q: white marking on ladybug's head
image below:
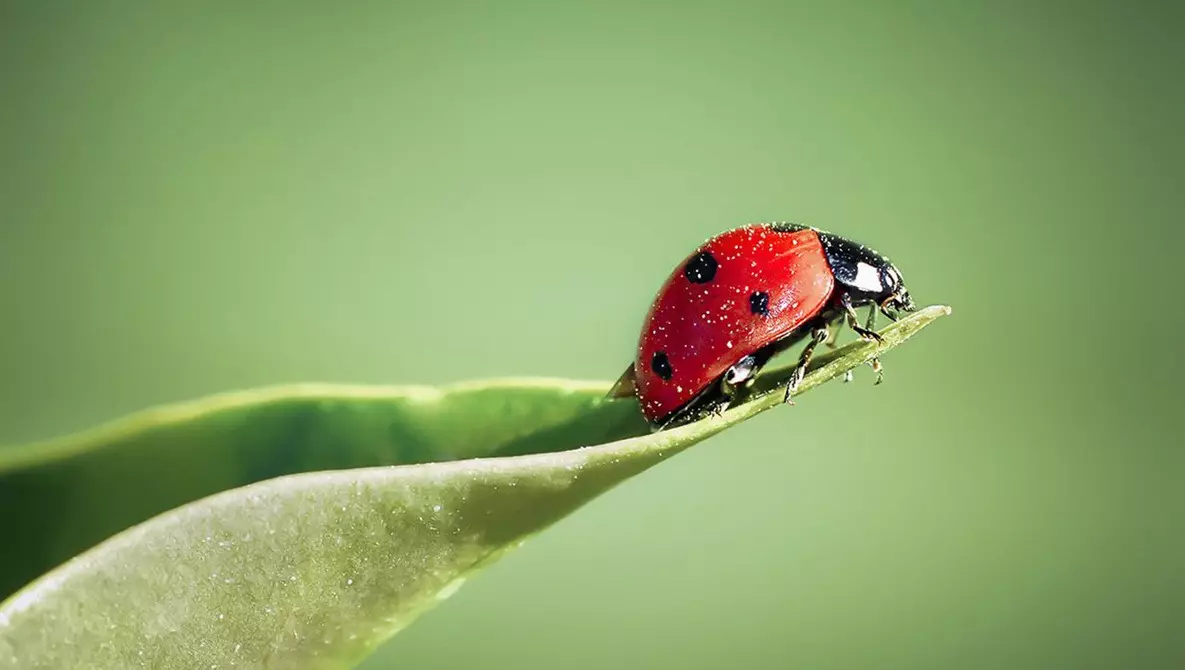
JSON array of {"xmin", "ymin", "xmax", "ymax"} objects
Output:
[{"xmin": 853, "ymin": 262, "xmax": 884, "ymax": 293}]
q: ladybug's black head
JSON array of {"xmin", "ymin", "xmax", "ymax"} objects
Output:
[
  {"xmin": 877, "ymin": 261, "xmax": 915, "ymax": 319},
  {"xmin": 816, "ymin": 231, "xmax": 916, "ymax": 321}
]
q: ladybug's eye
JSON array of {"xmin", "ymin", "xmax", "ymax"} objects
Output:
[
  {"xmin": 880, "ymin": 265, "xmax": 903, "ymax": 294},
  {"xmin": 894, "ymin": 288, "xmax": 916, "ymax": 312}
]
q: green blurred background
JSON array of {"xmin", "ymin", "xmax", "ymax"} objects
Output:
[{"xmin": 2, "ymin": 1, "xmax": 1182, "ymax": 668}]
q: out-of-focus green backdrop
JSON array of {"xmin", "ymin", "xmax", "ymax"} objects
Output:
[{"xmin": 2, "ymin": 2, "xmax": 1182, "ymax": 668}]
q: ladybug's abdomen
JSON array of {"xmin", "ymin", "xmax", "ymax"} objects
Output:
[{"xmin": 634, "ymin": 225, "xmax": 835, "ymax": 424}]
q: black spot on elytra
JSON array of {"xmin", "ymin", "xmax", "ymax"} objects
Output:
[
  {"xmin": 651, "ymin": 351, "xmax": 673, "ymax": 381},
  {"xmin": 749, "ymin": 291, "xmax": 770, "ymax": 316},
  {"xmin": 684, "ymin": 251, "xmax": 718, "ymax": 284}
]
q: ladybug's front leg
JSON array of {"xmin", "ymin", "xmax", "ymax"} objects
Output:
[
  {"xmin": 840, "ymin": 293, "xmax": 886, "ymax": 386},
  {"xmin": 783, "ymin": 323, "xmax": 830, "ymax": 405},
  {"xmin": 840, "ymin": 293, "xmax": 883, "ymax": 343}
]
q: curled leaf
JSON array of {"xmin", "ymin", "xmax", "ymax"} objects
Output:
[{"xmin": 0, "ymin": 306, "xmax": 950, "ymax": 669}]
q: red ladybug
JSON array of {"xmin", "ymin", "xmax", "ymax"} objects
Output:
[{"xmin": 608, "ymin": 222, "xmax": 916, "ymax": 429}]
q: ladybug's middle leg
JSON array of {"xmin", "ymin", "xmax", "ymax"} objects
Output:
[
  {"xmin": 783, "ymin": 323, "xmax": 830, "ymax": 405},
  {"xmin": 840, "ymin": 293, "xmax": 883, "ymax": 343},
  {"xmin": 840, "ymin": 293, "xmax": 887, "ymax": 386},
  {"xmin": 825, "ymin": 319, "xmax": 843, "ymax": 349}
]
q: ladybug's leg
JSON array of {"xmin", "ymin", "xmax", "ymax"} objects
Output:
[
  {"xmin": 825, "ymin": 319, "xmax": 843, "ymax": 349},
  {"xmin": 869, "ymin": 357, "xmax": 885, "ymax": 386},
  {"xmin": 838, "ymin": 293, "xmax": 887, "ymax": 385},
  {"xmin": 865, "ymin": 305, "xmax": 884, "ymax": 385},
  {"xmin": 783, "ymin": 323, "xmax": 830, "ymax": 405},
  {"xmin": 840, "ymin": 293, "xmax": 883, "ymax": 343},
  {"xmin": 878, "ymin": 298, "xmax": 901, "ymax": 323}
]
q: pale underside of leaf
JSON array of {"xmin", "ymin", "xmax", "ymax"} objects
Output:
[{"xmin": 0, "ymin": 305, "xmax": 950, "ymax": 670}]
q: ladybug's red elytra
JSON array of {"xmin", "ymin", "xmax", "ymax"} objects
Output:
[{"xmin": 608, "ymin": 222, "xmax": 916, "ymax": 430}]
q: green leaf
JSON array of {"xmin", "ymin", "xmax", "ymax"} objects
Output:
[
  {"xmin": 0, "ymin": 378, "xmax": 649, "ymax": 602},
  {"xmin": 0, "ymin": 306, "xmax": 950, "ymax": 670}
]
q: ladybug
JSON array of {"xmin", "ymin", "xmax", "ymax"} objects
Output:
[{"xmin": 608, "ymin": 222, "xmax": 916, "ymax": 430}]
